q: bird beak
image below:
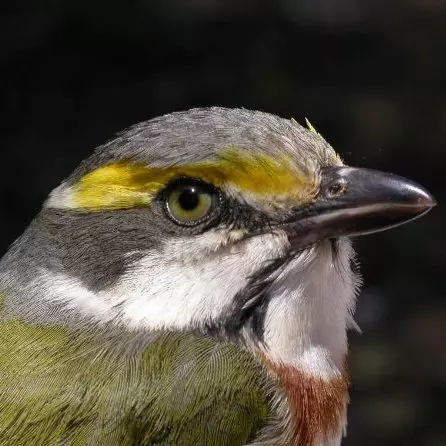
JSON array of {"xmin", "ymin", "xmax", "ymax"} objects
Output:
[{"xmin": 288, "ymin": 166, "xmax": 436, "ymax": 246}]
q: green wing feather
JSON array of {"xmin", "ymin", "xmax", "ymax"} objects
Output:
[{"xmin": 0, "ymin": 313, "xmax": 274, "ymax": 445}]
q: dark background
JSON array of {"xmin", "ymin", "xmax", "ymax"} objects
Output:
[{"xmin": 2, "ymin": 1, "xmax": 445, "ymax": 445}]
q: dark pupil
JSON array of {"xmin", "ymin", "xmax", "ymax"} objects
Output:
[{"xmin": 178, "ymin": 186, "xmax": 200, "ymax": 210}]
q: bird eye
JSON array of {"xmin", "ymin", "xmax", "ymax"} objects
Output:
[{"xmin": 165, "ymin": 179, "xmax": 219, "ymax": 226}]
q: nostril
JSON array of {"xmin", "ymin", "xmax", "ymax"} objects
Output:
[{"xmin": 328, "ymin": 180, "xmax": 348, "ymax": 197}]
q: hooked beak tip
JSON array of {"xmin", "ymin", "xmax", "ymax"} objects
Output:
[
  {"xmin": 390, "ymin": 178, "xmax": 436, "ymax": 218},
  {"xmin": 411, "ymin": 186, "xmax": 436, "ymax": 211}
]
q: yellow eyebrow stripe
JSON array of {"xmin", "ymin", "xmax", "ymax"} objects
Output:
[{"xmin": 72, "ymin": 149, "xmax": 317, "ymax": 211}]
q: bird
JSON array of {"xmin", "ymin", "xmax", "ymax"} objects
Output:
[{"xmin": 0, "ymin": 107, "xmax": 435, "ymax": 446}]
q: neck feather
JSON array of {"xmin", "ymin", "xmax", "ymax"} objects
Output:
[
  {"xmin": 261, "ymin": 240, "xmax": 358, "ymax": 377},
  {"xmin": 256, "ymin": 240, "xmax": 357, "ymax": 445},
  {"xmin": 263, "ymin": 356, "xmax": 349, "ymax": 446}
]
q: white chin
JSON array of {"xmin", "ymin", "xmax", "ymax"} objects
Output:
[{"xmin": 261, "ymin": 238, "xmax": 358, "ymax": 378}]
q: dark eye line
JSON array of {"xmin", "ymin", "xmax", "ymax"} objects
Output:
[
  {"xmin": 219, "ymin": 197, "xmax": 272, "ymax": 233},
  {"xmin": 160, "ymin": 176, "xmax": 275, "ymax": 234}
]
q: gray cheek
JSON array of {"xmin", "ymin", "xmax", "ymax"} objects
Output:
[
  {"xmin": 35, "ymin": 203, "xmax": 235, "ymax": 293},
  {"xmin": 35, "ymin": 208, "xmax": 166, "ymax": 292}
]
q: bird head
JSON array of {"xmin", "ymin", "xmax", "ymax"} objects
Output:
[{"xmin": 1, "ymin": 107, "xmax": 435, "ymax": 379}]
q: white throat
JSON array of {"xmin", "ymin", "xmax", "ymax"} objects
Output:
[{"xmin": 262, "ymin": 239, "xmax": 359, "ymax": 379}]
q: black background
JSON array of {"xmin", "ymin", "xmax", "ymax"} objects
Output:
[{"xmin": 2, "ymin": 1, "xmax": 445, "ymax": 445}]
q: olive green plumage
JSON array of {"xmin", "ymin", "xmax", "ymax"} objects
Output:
[{"xmin": 0, "ymin": 306, "xmax": 274, "ymax": 445}]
